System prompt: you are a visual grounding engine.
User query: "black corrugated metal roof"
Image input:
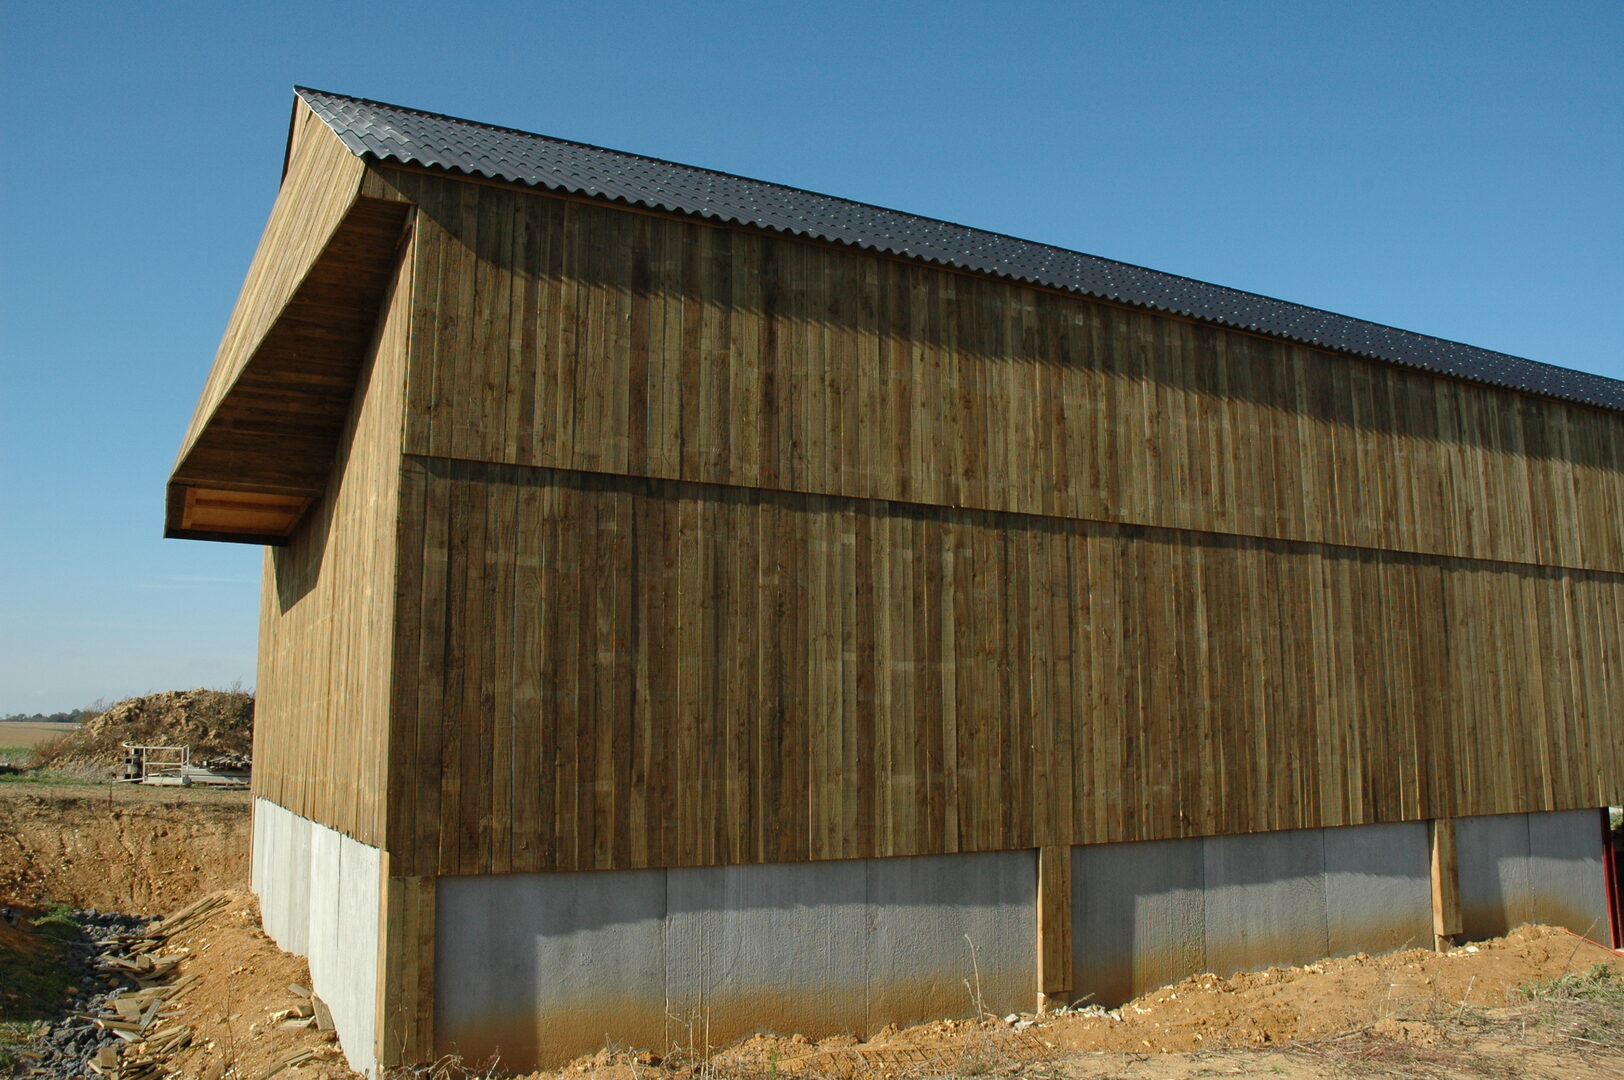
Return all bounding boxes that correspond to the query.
[295,86,1624,414]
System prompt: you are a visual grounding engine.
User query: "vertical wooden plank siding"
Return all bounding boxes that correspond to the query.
[189,117,1624,1075]
[383,463,1624,877]
[250,245,412,846]
[226,162,1621,880]
[382,169,1624,575]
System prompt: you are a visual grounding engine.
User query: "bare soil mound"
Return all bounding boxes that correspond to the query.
[548,927,1624,1080]
[0,784,250,914]
[35,689,253,774]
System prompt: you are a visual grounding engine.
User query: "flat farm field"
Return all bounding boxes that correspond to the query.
[0,721,79,748]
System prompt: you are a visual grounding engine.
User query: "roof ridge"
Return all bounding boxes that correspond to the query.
[292,88,1363,322]
[294,85,880,204]
[291,86,1624,412]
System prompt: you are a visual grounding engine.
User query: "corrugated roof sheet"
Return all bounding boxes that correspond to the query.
[295,86,1624,414]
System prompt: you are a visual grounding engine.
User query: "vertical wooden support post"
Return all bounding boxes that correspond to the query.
[1036,845,1073,1012]
[376,854,437,1067]
[1429,818,1462,951]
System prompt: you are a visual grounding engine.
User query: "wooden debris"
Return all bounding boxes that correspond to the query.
[253,1048,316,1080]
[75,894,235,1080]
[149,894,231,940]
[75,892,331,1080]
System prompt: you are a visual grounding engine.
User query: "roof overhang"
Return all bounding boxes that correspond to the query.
[166,193,412,544]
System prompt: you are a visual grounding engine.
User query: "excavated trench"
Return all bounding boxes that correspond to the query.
[0,784,249,915]
[0,784,253,1079]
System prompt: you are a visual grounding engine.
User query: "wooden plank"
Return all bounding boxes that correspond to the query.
[1036,845,1073,1009]
[251,171,1624,881]
[250,244,411,846]
[1430,818,1462,949]
[178,102,368,461]
[375,862,435,1065]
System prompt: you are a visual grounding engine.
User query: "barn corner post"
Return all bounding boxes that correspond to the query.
[374,859,436,1069]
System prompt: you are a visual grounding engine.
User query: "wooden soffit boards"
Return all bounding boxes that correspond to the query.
[167,193,412,543]
[168,99,413,544]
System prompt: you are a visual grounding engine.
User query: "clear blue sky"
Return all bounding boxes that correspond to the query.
[2,1,1620,714]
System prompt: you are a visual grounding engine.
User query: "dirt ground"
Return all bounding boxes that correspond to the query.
[667,925,1624,1080]
[3,784,1622,1080]
[38,900,1624,1080]
[117,888,353,1080]
[0,782,250,913]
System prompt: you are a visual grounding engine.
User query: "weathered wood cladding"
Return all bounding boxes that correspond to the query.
[380,168,1624,575]
[385,459,1624,879]
[167,193,413,540]
[179,103,366,464]
[250,249,413,846]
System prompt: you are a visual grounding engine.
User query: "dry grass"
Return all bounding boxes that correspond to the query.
[1266,960,1624,1079]
[1514,962,1624,1053]
[384,1054,509,1080]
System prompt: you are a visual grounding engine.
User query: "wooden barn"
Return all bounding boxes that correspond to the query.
[169,87,1624,1074]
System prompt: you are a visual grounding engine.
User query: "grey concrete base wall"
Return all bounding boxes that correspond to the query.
[417,808,1608,1069]
[251,798,381,1076]
[1073,821,1433,1007]
[1457,809,1609,941]
[435,850,1035,1069]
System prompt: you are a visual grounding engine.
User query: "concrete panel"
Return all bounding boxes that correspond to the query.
[1324,821,1432,956]
[434,849,1042,1069]
[327,837,381,1069]
[1204,828,1328,977]
[251,801,268,900]
[1072,837,1204,1007]
[1458,813,1533,940]
[1527,809,1609,938]
[256,801,312,956]
[250,799,381,1076]
[864,851,1035,1030]
[435,868,668,1069]
[667,860,867,1044]
[305,825,342,998]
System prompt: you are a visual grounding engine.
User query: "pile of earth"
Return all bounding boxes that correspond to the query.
[34,690,253,774]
